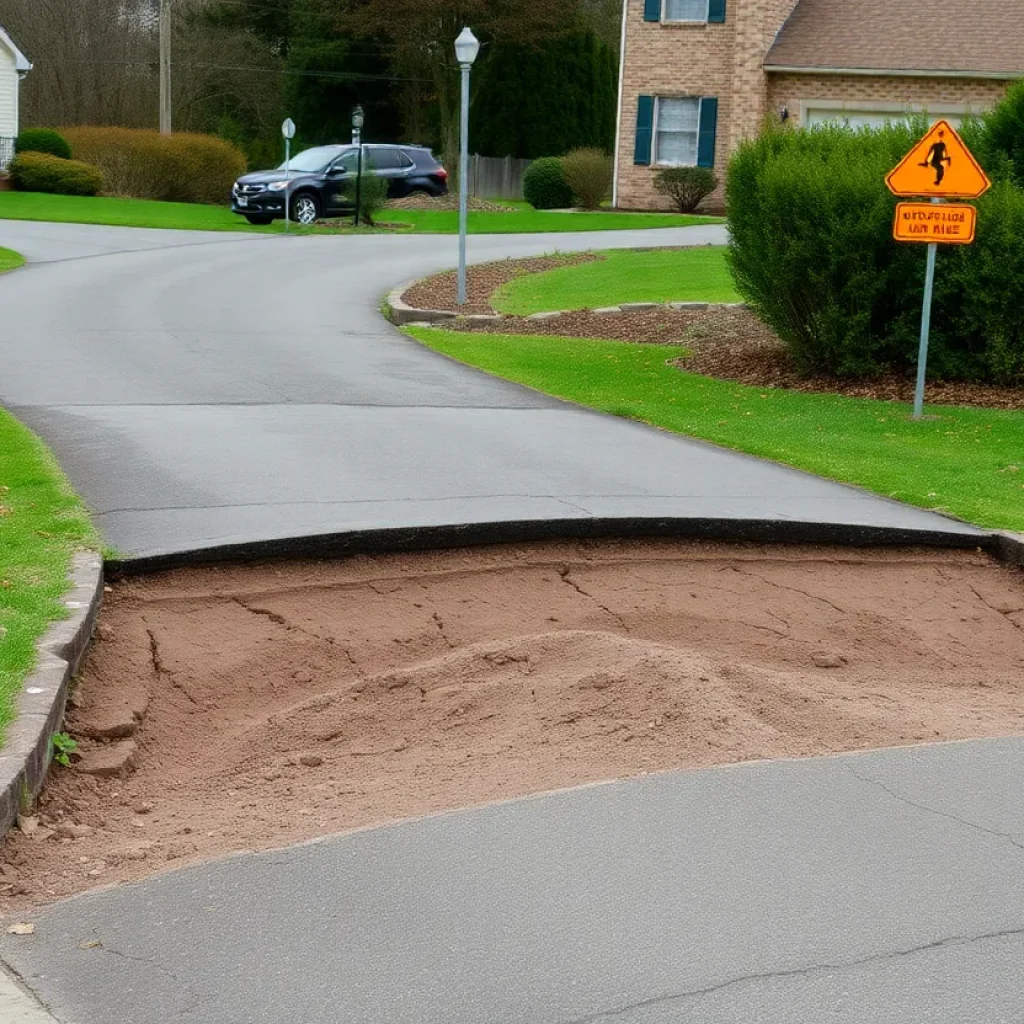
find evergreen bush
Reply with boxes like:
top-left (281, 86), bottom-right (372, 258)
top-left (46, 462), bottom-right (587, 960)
top-left (342, 163), bottom-right (390, 226)
top-left (14, 128), bottom-right (72, 160)
top-left (9, 152), bottom-right (103, 196)
top-left (654, 166), bottom-right (717, 212)
top-left (523, 157), bottom-right (573, 210)
top-left (727, 114), bottom-right (1024, 384)
top-left (561, 148), bottom-right (612, 209)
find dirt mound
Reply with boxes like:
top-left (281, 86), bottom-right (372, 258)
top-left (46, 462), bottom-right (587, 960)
top-left (386, 195), bottom-right (515, 212)
top-left (3, 540), bottom-right (1024, 911)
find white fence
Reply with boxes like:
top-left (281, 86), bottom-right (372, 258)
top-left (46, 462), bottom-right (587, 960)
top-left (465, 155), bottom-right (532, 200)
top-left (0, 138), bottom-right (14, 171)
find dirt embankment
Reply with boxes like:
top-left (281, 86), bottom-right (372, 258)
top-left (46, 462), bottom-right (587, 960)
top-left (3, 540), bottom-right (1024, 911)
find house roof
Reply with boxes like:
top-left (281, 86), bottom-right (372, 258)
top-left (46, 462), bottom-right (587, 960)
top-left (0, 25), bottom-right (31, 73)
top-left (765, 0), bottom-right (1024, 78)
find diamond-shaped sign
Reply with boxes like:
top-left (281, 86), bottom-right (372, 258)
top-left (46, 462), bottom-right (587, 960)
top-left (886, 120), bottom-right (991, 199)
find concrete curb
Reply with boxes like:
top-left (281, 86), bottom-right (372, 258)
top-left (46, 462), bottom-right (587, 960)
top-left (385, 276), bottom-right (748, 327)
top-left (0, 966), bottom-right (60, 1023)
top-left (0, 552), bottom-right (103, 836)
top-left (106, 517), bottom-right (992, 576)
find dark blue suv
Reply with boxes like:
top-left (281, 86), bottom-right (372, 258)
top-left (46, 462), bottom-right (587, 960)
top-left (231, 143), bottom-right (449, 226)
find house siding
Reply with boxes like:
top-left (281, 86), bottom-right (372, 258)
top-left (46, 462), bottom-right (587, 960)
top-left (767, 73), bottom-right (1011, 126)
top-left (614, 0), bottom-right (1015, 212)
top-left (0, 41), bottom-right (18, 140)
top-left (616, 0), bottom-right (799, 211)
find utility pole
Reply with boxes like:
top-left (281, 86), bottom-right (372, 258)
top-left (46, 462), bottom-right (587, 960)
top-left (159, 0), bottom-right (172, 134)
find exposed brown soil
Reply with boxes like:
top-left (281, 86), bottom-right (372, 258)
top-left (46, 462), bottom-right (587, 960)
top-left (4, 540), bottom-right (1024, 912)
top-left (403, 252), bottom-right (600, 315)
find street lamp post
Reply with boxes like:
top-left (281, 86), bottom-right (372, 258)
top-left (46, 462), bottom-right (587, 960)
top-left (352, 105), bottom-right (365, 228)
top-left (454, 28), bottom-right (480, 305)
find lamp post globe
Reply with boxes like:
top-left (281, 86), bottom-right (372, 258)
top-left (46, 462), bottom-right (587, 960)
top-left (454, 26), bottom-right (480, 67)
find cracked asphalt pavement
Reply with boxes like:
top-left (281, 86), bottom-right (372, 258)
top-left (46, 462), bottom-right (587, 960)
top-left (0, 220), bottom-right (982, 558)
top-left (3, 738), bottom-right (1024, 1023)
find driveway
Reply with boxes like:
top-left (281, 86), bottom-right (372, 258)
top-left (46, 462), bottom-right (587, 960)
top-left (0, 221), bottom-right (981, 557)
top-left (3, 738), bottom-right (1024, 1023)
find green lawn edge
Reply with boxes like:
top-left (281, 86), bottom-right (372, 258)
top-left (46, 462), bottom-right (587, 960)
top-left (0, 246), bottom-right (26, 273)
top-left (406, 327), bottom-right (1024, 533)
top-left (0, 404), bottom-right (100, 746)
top-left (0, 192), bottom-right (720, 236)
top-left (493, 245), bottom-right (740, 314)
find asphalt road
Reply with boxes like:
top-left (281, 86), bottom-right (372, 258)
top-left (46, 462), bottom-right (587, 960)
top-left (3, 739), bottom-right (1023, 1024)
top-left (0, 220), bottom-right (981, 558)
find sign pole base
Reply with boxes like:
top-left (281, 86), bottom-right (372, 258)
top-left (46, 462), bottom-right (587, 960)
top-left (913, 240), bottom-right (938, 420)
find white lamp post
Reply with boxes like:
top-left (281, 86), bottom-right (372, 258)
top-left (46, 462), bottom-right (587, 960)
top-left (454, 27), bottom-right (480, 305)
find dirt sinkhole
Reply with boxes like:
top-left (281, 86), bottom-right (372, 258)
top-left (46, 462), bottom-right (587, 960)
top-left (4, 539), bottom-right (1024, 910)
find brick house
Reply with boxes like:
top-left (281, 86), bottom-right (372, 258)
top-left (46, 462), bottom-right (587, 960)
top-left (613, 0), bottom-right (1024, 211)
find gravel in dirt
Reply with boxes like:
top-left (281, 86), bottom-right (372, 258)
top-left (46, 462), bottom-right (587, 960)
top-left (3, 540), bottom-right (1024, 911)
top-left (402, 253), bottom-right (601, 315)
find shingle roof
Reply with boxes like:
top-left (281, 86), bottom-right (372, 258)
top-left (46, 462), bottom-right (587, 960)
top-left (765, 0), bottom-right (1024, 77)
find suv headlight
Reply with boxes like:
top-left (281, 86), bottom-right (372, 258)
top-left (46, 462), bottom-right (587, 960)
top-left (267, 181), bottom-right (290, 191)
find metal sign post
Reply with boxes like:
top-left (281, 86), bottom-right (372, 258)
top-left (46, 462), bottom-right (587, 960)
top-left (282, 118), bottom-right (296, 234)
top-left (886, 120), bottom-right (990, 419)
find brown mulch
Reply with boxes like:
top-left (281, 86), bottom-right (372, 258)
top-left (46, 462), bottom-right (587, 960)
top-left (4, 540), bottom-right (1024, 910)
top-left (386, 195), bottom-right (516, 212)
top-left (442, 305), bottom-right (1024, 411)
top-left (403, 252), bottom-right (602, 315)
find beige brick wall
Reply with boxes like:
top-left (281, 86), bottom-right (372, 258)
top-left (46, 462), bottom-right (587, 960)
top-left (615, 0), bottom-right (799, 211)
top-left (767, 74), bottom-right (1011, 124)
top-left (613, 0), bottom-right (1014, 212)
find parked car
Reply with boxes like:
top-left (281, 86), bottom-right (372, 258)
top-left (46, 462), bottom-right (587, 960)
top-left (230, 143), bottom-right (448, 225)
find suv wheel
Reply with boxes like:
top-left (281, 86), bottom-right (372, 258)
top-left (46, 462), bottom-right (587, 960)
top-left (291, 193), bottom-right (320, 226)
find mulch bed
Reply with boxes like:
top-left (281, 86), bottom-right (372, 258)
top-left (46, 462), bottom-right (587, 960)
top-left (385, 195), bottom-right (516, 212)
top-left (440, 305), bottom-right (1024, 411)
top-left (403, 252), bottom-right (602, 315)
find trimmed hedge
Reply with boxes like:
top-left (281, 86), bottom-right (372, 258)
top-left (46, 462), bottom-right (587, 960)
top-left (14, 128), bottom-right (72, 160)
top-left (9, 152), bottom-right (104, 196)
top-left (523, 157), bottom-right (573, 210)
top-left (62, 127), bottom-right (247, 204)
top-left (728, 116), bottom-right (1024, 385)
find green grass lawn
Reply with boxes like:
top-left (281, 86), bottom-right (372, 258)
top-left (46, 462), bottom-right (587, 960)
top-left (389, 208), bottom-right (720, 235)
top-left (0, 407), bottom-right (99, 745)
top-left (0, 245), bottom-right (25, 272)
top-left (407, 327), bottom-right (1024, 533)
top-left (492, 246), bottom-right (740, 314)
top-left (0, 191), bottom-right (719, 235)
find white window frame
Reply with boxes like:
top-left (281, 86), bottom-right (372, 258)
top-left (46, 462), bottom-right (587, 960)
top-left (653, 96), bottom-right (703, 167)
top-left (661, 0), bottom-right (709, 23)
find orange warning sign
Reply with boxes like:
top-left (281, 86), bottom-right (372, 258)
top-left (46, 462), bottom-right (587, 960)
top-left (893, 202), bottom-right (977, 244)
top-left (886, 120), bottom-right (991, 199)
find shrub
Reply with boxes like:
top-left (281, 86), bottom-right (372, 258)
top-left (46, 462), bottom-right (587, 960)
top-left (654, 166), bottom-right (717, 213)
top-left (727, 119), bottom-right (1024, 384)
top-left (975, 79), bottom-right (1024, 187)
top-left (9, 152), bottom-right (103, 196)
top-left (62, 127), bottom-right (247, 204)
top-left (14, 128), bottom-right (72, 160)
top-left (523, 157), bottom-right (574, 210)
top-left (560, 148), bottom-right (613, 210)
top-left (727, 121), bottom-right (927, 377)
top-left (342, 164), bottom-right (390, 226)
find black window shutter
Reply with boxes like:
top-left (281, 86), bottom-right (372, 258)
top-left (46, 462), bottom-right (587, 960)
top-left (708, 0), bottom-right (726, 22)
top-left (644, 0), bottom-right (662, 22)
top-left (634, 96), bottom-right (655, 165)
top-left (697, 97), bottom-right (718, 167)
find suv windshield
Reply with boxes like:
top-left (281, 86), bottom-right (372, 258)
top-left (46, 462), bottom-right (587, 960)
top-left (279, 146), bottom-right (346, 173)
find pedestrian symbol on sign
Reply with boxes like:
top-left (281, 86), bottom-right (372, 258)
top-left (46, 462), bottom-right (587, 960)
top-left (917, 130), bottom-right (952, 187)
